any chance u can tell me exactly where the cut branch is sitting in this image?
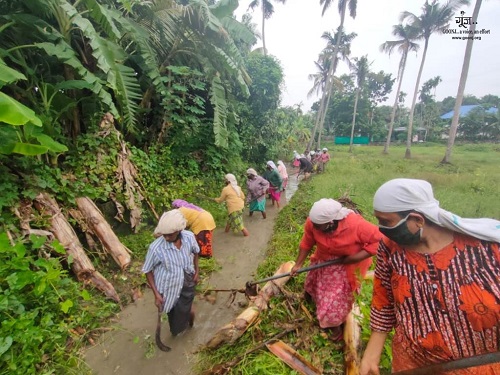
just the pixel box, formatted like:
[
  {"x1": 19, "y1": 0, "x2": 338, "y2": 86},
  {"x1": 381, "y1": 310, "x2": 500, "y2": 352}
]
[
  {"x1": 34, "y1": 192, "x2": 120, "y2": 302},
  {"x1": 75, "y1": 197, "x2": 131, "y2": 270},
  {"x1": 206, "y1": 261, "x2": 295, "y2": 349}
]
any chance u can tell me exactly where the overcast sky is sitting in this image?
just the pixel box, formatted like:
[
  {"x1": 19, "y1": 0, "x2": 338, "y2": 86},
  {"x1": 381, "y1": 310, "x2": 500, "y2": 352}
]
[{"x1": 235, "y1": 0, "x2": 500, "y2": 112}]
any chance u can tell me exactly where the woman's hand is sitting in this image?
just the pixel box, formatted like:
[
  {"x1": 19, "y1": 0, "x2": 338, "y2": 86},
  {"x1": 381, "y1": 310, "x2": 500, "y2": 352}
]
[
  {"x1": 290, "y1": 264, "x2": 302, "y2": 276},
  {"x1": 193, "y1": 271, "x2": 199, "y2": 284},
  {"x1": 359, "y1": 358, "x2": 380, "y2": 375}
]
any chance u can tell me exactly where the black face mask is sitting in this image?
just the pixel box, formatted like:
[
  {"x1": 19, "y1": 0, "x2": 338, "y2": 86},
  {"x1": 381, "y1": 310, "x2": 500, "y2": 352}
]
[
  {"x1": 322, "y1": 220, "x2": 339, "y2": 233},
  {"x1": 379, "y1": 216, "x2": 421, "y2": 246}
]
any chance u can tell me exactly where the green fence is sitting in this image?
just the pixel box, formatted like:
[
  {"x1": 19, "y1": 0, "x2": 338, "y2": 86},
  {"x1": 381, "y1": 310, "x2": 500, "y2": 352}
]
[{"x1": 334, "y1": 136, "x2": 370, "y2": 145}]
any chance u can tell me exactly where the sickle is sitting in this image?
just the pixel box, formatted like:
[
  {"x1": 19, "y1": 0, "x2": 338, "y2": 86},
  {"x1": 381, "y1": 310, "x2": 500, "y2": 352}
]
[{"x1": 155, "y1": 306, "x2": 171, "y2": 352}]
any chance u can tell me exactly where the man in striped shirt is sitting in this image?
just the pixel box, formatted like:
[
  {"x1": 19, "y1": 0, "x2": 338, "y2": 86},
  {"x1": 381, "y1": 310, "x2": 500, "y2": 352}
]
[{"x1": 142, "y1": 209, "x2": 200, "y2": 336}]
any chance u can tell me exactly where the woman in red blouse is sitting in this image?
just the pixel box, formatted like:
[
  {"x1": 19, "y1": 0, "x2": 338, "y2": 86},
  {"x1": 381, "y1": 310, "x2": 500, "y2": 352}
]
[
  {"x1": 291, "y1": 198, "x2": 382, "y2": 340},
  {"x1": 360, "y1": 179, "x2": 500, "y2": 375}
]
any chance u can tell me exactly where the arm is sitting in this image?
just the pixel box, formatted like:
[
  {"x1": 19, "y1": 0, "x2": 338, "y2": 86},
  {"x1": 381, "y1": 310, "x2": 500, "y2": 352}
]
[
  {"x1": 291, "y1": 247, "x2": 310, "y2": 275},
  {"x1": 342, "y1": 249, "x2": 372, "y2": 264},
  {"x1": 360, "y1": 331, "x2": 389, "y2": 375},
  {"x1": 145, "y1": 271, "x2": 164, "y2": 309},
  {"x1": 214, "y1": 188, "x2": 226, "y2": 204}
]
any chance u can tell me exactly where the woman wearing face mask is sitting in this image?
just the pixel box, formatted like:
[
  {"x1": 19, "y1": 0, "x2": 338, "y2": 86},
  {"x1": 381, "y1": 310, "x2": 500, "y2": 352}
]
[
  {"x1": 290, "y1": 198, "x2": 382, "y2": 341},
  {"x1": 360, "y1": 178, "x2": 500, "y2": 375}
]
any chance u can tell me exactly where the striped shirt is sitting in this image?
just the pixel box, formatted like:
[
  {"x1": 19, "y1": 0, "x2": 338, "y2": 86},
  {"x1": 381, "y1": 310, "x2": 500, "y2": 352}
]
[
  {"x1": 370, "y1": 234, "x2": 500, "y2": 373},
  {"x1": 142, "y1": 230, "x2": 200, "y2": 313}
]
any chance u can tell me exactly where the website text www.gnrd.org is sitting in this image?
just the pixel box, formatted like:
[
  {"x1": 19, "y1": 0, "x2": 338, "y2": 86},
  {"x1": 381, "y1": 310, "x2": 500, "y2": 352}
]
[
  {"x1": 443, "y1": 28, "x2": 490, "y2": 41},
  {"x1": 452, "y1": 35, "x2": 482, "y2": 41}
]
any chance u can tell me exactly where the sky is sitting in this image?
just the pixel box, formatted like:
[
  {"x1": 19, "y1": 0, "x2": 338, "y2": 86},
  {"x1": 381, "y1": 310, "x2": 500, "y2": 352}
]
[{"x1": 234, "y1": 0, "x2": 500, "y2": 112}]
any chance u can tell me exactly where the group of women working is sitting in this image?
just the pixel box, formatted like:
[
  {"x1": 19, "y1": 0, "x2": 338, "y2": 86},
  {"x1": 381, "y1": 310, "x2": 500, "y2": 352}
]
[
  {"x1": 146, "y1": 170, "x2": 500, "y2": 374},
  {"x1": 167, "y1": 161, "x2": 290, "y2": 258}
]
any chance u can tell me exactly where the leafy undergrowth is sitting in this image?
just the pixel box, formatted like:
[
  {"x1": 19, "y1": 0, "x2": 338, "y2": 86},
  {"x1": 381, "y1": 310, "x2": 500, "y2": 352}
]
[{"x1": 0, "y1": 234, "x2": 119, "y2": 375}]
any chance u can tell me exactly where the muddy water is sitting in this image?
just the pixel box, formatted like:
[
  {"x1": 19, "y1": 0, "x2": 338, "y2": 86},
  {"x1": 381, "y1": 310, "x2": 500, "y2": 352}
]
[{"x1": 85, "y1": 168, "x2": 300, "y2": 375}]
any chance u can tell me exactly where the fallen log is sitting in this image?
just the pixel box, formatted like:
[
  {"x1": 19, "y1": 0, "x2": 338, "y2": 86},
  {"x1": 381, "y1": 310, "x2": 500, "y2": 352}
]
[
  {"x1": 206, "y1": 261, "x2": 295, "y2": 349},
  {"x1": 203, "y1": 328, "x2": 296, "y2": 375},
  {"x1": 34, "y1": 192, "x2": 120, "y2": 302},
  {"x1": 75, "y1": 197, "x2": 131, "y2": 270},
  {"x1": 266, "y1": 340, "x2": 321, "y2": 375},
  {"x1": 344, "y1": 303, "x2": 362, "y2": 375}
]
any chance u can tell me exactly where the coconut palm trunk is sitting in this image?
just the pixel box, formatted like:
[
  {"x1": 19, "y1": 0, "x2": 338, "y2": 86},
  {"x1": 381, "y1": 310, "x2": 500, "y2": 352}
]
[
  {"x1": 315, "y1": 3, "x2": 348, "y2": 149},
  {"x1": 349, "y1": 87, "x2": 360, "y2": 152},
  {"x1": 405, "y1": 38, "x2": 428, "y2": 159},
  {"x1": 442, "y1": 0, "x2": 482, "y2": 163},
  {"x1": 261, "y1": 1, "x2": 267, "y2": 55},
  {"x1": 384, "y1": 55, "x2": 407, "y2": 154}
]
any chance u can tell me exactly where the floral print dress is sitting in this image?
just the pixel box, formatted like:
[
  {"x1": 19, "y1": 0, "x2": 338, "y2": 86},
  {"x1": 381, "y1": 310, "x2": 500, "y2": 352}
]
[{"x1": 370, "y1": 234, "x2": 500, "y2": 374}]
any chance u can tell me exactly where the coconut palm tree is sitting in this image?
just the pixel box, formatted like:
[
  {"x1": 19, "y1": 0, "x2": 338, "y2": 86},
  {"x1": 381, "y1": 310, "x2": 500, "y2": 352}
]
[
  {"x1": 310, "y1": 0, "x2": 357, "y2": 150},
  {"x1": 401, "y1": 0, "x2": 469, "y2": 159},
  {"x1": 380, "y1": 24, "x2": 419, "y2": 154},
  {"x1": 308, "y1": 28, "x2": 356, "y2": 150},
  {"x1": 248, "y1": 0, "x2": 287, "y2": 56},
  {"x1": 349, "y1": 56, "x2": 369, "y2": 153},
  {"x1": 442, "y1": 0, "x2": 482, "y2": 163}
]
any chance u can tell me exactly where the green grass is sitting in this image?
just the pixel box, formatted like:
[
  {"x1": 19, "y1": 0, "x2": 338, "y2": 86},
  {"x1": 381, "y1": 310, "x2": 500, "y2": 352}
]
[{"x1": 197, "y1": 143, "x2": 500, "y2": 374}]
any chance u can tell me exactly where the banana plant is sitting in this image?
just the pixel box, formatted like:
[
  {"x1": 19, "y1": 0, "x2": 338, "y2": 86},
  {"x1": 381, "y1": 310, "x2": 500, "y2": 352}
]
[{"x1": 0, "y1": 61, "x2": 68, "y2": 156}]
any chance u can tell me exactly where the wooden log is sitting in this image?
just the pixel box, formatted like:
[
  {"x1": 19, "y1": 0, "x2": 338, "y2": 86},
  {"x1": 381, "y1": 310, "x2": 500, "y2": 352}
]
[
  {"x1": 75, "y1": 197, "x2": 131, "y2": 270},
  {"x1": 206, "y1": 261, "x2": 295, "y2": 349},
  {"x1": 266, "y1": 340, "x2": 321, "y2": 375},
  {"x1": 344, "y1": 303, "x2": 362, "y2": 375},
  {"x1": 34, "y1": 192, "x2": 120, "y2": 302}
]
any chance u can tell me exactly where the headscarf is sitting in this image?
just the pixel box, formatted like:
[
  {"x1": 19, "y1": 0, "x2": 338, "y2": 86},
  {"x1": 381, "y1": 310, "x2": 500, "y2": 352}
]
[
  {"x1": 172, "y1": 199, "x2": 203, "y2": 212},
  {"x1": 154, "y1": 209, "x2": 187, "y2": 235},
  {"x1": 266, "y1": 160, "x2": 277, "y2": 170},
  {"x1": 246, "y1": 168, "x2": 258, "y2": 176},
  {"x1": 322, "y1": 147, "x2": 328, "y2": 152},
  {"x1": 277, "y1": 161, "x2": 288, "y2": 178},
  {"x1": 309, "y1": 198, "x2": 353, "y2": 224},
  {"x1": 225, "y1": 173, "x2": 241, "y2": 197},
  {"x1": 373, "y1": 178, "x2": 500, "y2": 242}
]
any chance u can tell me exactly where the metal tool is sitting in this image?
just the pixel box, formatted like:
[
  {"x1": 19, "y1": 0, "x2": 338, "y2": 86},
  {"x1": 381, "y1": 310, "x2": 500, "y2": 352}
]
[
  {"x1": 392, "y1": 351, "x2": 500, "y2": 375},
  {"x1": 244, "y1": 257, "x2": 345, "y2": 296},
  {"x1": 155, "y1": 306, "x2": 171, "y2": 352}
]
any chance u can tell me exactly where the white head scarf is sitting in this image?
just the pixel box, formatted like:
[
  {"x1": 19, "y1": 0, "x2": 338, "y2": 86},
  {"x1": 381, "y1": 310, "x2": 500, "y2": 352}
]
[
  {"x1": 246, "y1": 168, "x2": 258, "y2": 176},
  {"x1": 266, "y1": 160, "x2": 277, "y2": 170},
  {"x1": 373, "y1": 178, "x2": 500, "y2": 242},
  {"x1": 309, "y1": 198, "x2": 353, "y2": 224},
  {"x1": 225, "y1": 173, "x2": 241, "y2": 197},
  {"x1": 154, "y1": 209, "x2": 186, "y2": 235}
]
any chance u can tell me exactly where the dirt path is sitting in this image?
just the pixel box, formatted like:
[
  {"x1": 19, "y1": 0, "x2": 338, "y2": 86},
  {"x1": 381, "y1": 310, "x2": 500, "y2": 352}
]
[{"x1": 85, "y1": 173, "x2": 300, "y2": 375}]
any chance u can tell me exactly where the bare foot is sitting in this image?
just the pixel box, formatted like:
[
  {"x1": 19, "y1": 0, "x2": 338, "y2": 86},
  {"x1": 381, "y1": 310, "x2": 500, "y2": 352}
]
[{"x1": 242, "y1": 228, "x2": 250, "y2": 236}]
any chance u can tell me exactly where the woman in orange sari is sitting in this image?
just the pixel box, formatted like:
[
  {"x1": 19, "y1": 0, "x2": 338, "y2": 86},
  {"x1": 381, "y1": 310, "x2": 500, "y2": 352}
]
[
  {"x1": 172, "y1": 199, "x2": 216, "y2": 258},
  {"x1": 360, "y1": 179, "x2": 500, "y2": 375}
]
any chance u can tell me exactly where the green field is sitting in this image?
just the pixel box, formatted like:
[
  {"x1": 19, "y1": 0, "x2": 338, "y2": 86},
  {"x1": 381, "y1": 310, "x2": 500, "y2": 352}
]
[{"x1": 199, "y1": 143, "x2": 500, "y2": 374}]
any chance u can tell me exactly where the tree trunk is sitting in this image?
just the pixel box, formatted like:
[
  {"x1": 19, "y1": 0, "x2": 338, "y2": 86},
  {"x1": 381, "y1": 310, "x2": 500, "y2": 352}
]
[
  {"x1": 75, "y1": 197, "x2": 132, "y2": 270},
  {"x1": 442, "y1": 0, "x2": 482, "y2": 164},
  {"x1": 262, "y1": 2, "x2": 267, "y2": 56},
  {"x1": 206, "y1": 261, "x2": 295, "y2": 349},
  {"x1": 34, "y1": 192, "x2": 120, "y2": 303},
  {"x1": 405, "y1": 39, "x2": 429, "y2": 159},
  {"x1": 344, "y1": 304, "x2": 362, "y2": 375},
  {"x1": 384, "y1": 54, "x2": 407, "y2": 154},
  {"x1": 349, "y1": 89, "x2": 360, "y2": 153},
  {"x1": 314, "y1": 3, "x2": 347, "y2": 150}
]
